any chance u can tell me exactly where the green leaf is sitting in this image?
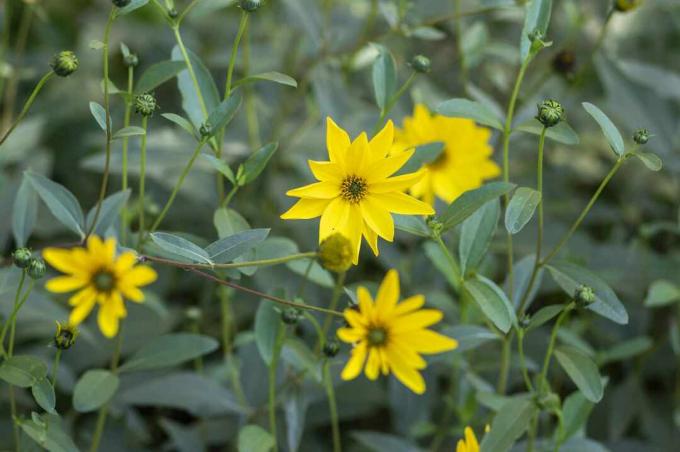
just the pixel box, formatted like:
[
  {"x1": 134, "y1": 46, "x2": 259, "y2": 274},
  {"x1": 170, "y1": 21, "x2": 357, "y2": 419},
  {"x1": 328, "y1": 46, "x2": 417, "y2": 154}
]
[
  {"x1": 644, "y1": 279, "x2": 680, "y2": 307},
  {"x1": 89, "y1": 101, "x2": 110, "y2": 131},
  {"x1": 372, "y1": 44, "x2": 397, "y2": 110},
  {"x1": 352, "y1": 431, "x2": 420, "y2": 452},
  {"x1": 516, "y1": 119, "x2": 580, "y2": 145},
  {"x1": 72, "y1": 369, "x2": 120, "y2": 412},
  {"x1": 238, "y1": 425, "x2": 275, "y2": 452},
  {"x1": 162, "y1": 113, "x2": 197, "y2": 139},
  {"x1": 214, "y1": 207, "x2": 250, "y2": 238},
  {"x1": 233, "y1": 71, "x2": 298, "y2": 89},
  {"x1": 436, "y1": 98, "x2": 504, "y2": 130},
  {"x1": 459, "y1": 199, "x2": 499, "y2": 274},
  {"x1": 464, "y1": 276, "x2": 516, "y2": 334},
  {"x1": 286, "y1": 259, "x2": 333, "y2": 288},
  {"x1": 509, "y1": 254, "x2": 543, "y2": 309},
  {"x1": 202, "y1": 154, "x2": 236, "y2": 184},
  {"x1": 0, "y1": 355, "x2": 48, "y2": 388},
  {"x1": 117, "y1": 0, "x2": 149, "y2": 16},
  {"x1": 547, "y1": 261, "x2": 628, "y2": 324},
  {"x1": 25, "y1": 171, "x2": 84, "y2": 238},
  {"x1": 557, "y1": 391, "x2": 594, "y2": 443},
  {"x1": 12, "y1": 176, "x2": 38, "y2": 247},
  {"x1": 505, "y1": 187, "x2": 541, "y2": 234},
  {"x1": 171, "y1": 45, "x2": 220, "y2": 129},
  {"x1": 554, "y1": 346, "x2": 603, "y2": 403},
  {"x1": 204, "y1": 229, "x2": 270, "y2": 263},
  {"x1": 119, "y1": 333, "x2": 219, "y2": 372},
  {"x1": 20, "y1": 414, "x2": 79, "y2": 452},
  {"x1": 439, "y1": 182, "x2": 515, "y2": 231},
  {"x1": 135, "y1": 60, "x2": 186, "y2": 94},
  {"x1": 423, "y1": 241, "x2": 461, "y2": 291},
  {"x1": 443, "y1": 325, "x2": 498, "y2": 352},
  {"x1": 112, "y1": 126, "x2": 146, "y2": 140},
  {"x1": 205, "y1": 93, "x2": 242, "y2": 137},
  {"x1": 150, "y1": 232, "x2": 213, "y2": 265},
  {"x1": 281, "y1": 338, "x2": 322, "y2": 383},
  {"x1": 582, "y1": 102, "x2": 625, "y2": 156},
  {"x1": 396, "y1": 142, "x2": 444, "y2": 175},
  {"x1": 519, "y1": 0, "x2": 553, "y2": 61},
  {"x1": 238, "y1": 142, "x2": 279, "y2": 185},
  {"x1": 85, "y1": 189, "x2": 131, "y2": 236},
  {"x1": 526, "y1": 304, "x2": 565, "y2": 332},
  {"x1": 394, "y1": 215, "x2": 430, "y2": 237},
  {"x1": 254, "y1": 301, "x2": 284, "y2": 365},
  {"x1": 32, "y1": 378, "x2": 57, "y2": 414},
  {"x1": 480, "y1": 397, "x2": 537, "y2": 452},
  {"x1": 597, "y1": 336, "x2": 653, "y2": 365},
  {"x1": 632, "y1": 151, "x2": 663, "y2": 171}
]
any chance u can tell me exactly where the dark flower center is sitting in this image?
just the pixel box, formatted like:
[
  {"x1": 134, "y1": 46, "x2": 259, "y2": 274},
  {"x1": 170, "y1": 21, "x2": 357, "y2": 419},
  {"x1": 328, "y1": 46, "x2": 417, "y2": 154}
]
[
  {"x1": 340, "y1": 175, "x2": 367, "y2": 204},
  {"x1": 367, "y1": 327, "x2": 388, "y2": 346},
  {"x1": 93, "y1": 270, "x2": 116, "y2": 292}
]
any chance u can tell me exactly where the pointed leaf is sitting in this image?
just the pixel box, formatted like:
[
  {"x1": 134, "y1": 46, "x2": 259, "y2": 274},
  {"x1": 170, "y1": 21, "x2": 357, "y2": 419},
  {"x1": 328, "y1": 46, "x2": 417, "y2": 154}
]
[
  {"x1": 25, "y1": 172, "x2": 84, "y2": 237},
  {"x1": 439, "y1": 182, "x2": 515, "y2": 231},
  {"x1": 582, "y1": 102, "x2": 625, "y2": 156},
  {"x1": 519, "y1": 0, "x2": 553, "y2": 61},
  {"x1": 135, "y1": 60, "x2": 186, "y2": 94},
  {"x1": 205, "y1": 229, "x2": 270, "y2": 263},
  {"x1": 85, "y1": 189, "x2": 131, "y2": 236},
  {"x1": 12, "y1": 176, "x2": 38, "y2": 247},
  {"x1": 554, "y1": 346, "x2": 603, "y2": 403},
  {"x1": 464, "y1": 276, "x2": 516, "y2": 333},
  {"x1": 459, "y1": 199, "x2": 499, "y2": 274},
  {"x1": 234, "y1": 71, "x2": 298, "y2": 89},
  {"x1": 73, "y1": 369, "x2": 120, "y2": 412},
  {"x1": 239, "y1": 142, "x2": 279, "y2": 185},
  {"x1": 480, "y1": 397, "x2": 537, "y2": 452},
  {"x1": 372, "y1": 45, "x2": 397, "y2": 110},
  {"x1": 437, "y1": 98, "x2": 504, "y2": 130},
  {"x1": 150, "y1": 232, "x2": 213, "y2": 264},
  {"x1": 505, "y1": 187, "x2": 541, "y2": 234},
  {"x1": 119, "y1": 333, "x2": 219, "y2": 372}
]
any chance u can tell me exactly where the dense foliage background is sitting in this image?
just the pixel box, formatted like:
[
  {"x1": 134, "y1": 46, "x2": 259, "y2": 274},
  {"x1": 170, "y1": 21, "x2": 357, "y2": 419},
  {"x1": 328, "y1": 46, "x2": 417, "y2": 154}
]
[{"x1": 0, "y1": 0, "x2": 679, "y2": 451}]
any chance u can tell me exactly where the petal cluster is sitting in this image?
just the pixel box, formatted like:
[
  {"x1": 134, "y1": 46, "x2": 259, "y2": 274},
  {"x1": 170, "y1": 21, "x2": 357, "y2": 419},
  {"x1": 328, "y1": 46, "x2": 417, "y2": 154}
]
[
  {"x1": 456, "y1": 427, "x2": 480, "y2": 452},
  {"x1": 337, "y1": 270, "x2": 457, "y2": 394},
  {"x1": 281, "y1": 118, "x2": 434, "y2": 264},
  {"x1": 43, "y1": 236, "x2": 157, "y2": 338}
]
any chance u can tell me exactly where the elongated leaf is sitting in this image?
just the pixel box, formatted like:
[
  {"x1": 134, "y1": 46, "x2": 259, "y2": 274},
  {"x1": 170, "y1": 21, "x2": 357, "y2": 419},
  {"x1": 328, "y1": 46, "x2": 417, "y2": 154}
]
[
  {"x1": 150, "y1": 232, "x2": 213, "y2": 264},
  {"x1": 25, "y1": 172, "x2": 84, "y2": 237},
  {"x1": 0, "y1": 355, "x2": 47, "y2": 388},
  {"x1": 171, "y1": 45, "x2": 220, "y2": 129},
  {"x1": 505, "y1": 187, "x2": 541, "y2": 234},
  {"x1": 205, "y1": 229, "x2": 270, "y2": 263},
  {"x1": 135, "y1": 60, "x2": 186, "y2": 94},
  {"x1": 284, "y1": 388, "x2": 307, "y2": 452},
  {"x1": 89, "y1": 101, "x2": 110, "y2": 131},
  {"x1": 117, "y1": 0, "x2": 149, "y2": 16},
  {"x1": 372, "y1": 45, "x2": 397, "y2": 110},
  {"x1": 205, "y1": 93, "x2": 242, "y2": 136},
  {"x1": 480, "y1": 397, "x2": 537, "y2": 452},
  {"x1": 464, "y1": 276, "x2": 516, "y2": 333},
  {"x1": 239, "y1": 142, "x2": 279, "y2": 185},
  {"x1": 644, "y1": 279, "x2": 680, "y2": 307},
  {"x1": 437, "y1": 98, "x2": 503, "y2": 130},
  {"x1": 519, "y1": 0, "x2": 553, "y2": 61},
  {"x1": 516, "y1": 119, "x2": 579, "y2": 145},
  {"x1": 112, "y1": 126, "x2": 146, "y2": 140},
  {"x1": 440, "y1": 182, "x2": 515, "y2": 231},
  {"x1": 120, "y1": 333, "x2": 218, "y2": 372},
  {"x1": 424, "y1": 240, "x2": 461, "y2": 290},
  {"x1": 20, "y1": 415, "x2": 79, "y2": 452},
  {"x1": 459, "y1": 199, "x2": 499, "y2": 274},
  {"x1": 597, "y1": 336, "x2": 652, "y2": 365},
  {"x1": 558, "y1": 391, "x2": 594, "y2": 443},
  {"x1": 582, "y1": 102, "x2": 625, "y2": 156},
  {"x1": 234, "y1": 71, "x2": 298, "y2": 89},
  {"x1": 632, "y1": 151, "x2": 662, "y2": 171},
  {"x1": 203, "y1": 154, "x2": 236, "y2": 184},
  {"x1": 281, "y1": 338, "x2": 322, "y2": 383},
  {"x1": 12, "y1": 176, "x2": 38, "y2": 247},
  {"x1": 547, "y1": 261, "x2": 628, "y2": 324},
  {"x1": 32, "y1": 378, "x2": 57, "y2": 414},
  {"x1": 255, "y1": 301, "x2": 284, "y2": 365},
  {"x1": 162, "y1": 113, "x2": 197, "y2": 139},
  {"x1": 73, "y1": 369, "x2": 119, "y2": 412},
  {"x1": 554, "y1": 346, "x2": 603, "y2": 402},
  {"x1": 526, "y1": 304, "x2": 565, "y2": 332},
  {"x1": 509, "y1": 254, "x2": 543, "y2": 309},
  {"x1": 86, "y1": 189, "x2": 131, "y2": 236},
  {"x1": 238, "y1": 425, "x2": 275, "y2": 452},
  {"x1": 394, "y1": 215, "x2": 430, "y2": 237}
]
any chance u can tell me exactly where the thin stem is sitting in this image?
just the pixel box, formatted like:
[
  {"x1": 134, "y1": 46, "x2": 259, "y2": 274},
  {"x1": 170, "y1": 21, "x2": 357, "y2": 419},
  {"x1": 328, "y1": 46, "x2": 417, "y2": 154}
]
[
  {"x1": 219, "y1": 287, "x2": 248, "y2": 405},
  {"x1": 121, "y1": 65, "x2": 135, "y2": 246},
  {"x1": 323, "y1": 361, "x2": 342, "y2": 452},
  {"x1": 2, "y1": 3, "x2": 34, "y2": 129},
  {"x1": 148, "y1": 138, "x2": 207, "y2": 234},
  {"x1": 268, "y1": 325, "x2": 286, "y2": 451},
  {"x1": 221, "y1": 185, "x2": 239, "y2": 208},
  {"x1": 453, "y1": 0, "x2": 468, "y2": 91},
  {"x1": 0, "y1": 71, "x2": 54, "y2": 148},
  {"x1": 51, "y1": 349, "x2": 62, "y2": 387},
  {"x1": 373, "y1": 72, "x2": 416, "y2": 134},
  {"x1": 538, "y1": 304, "x2": 573, "y2": 392},
  {"x1": 242, "y1": 27, "x2": 261, "y2": 149},
  {"x1": 8, "y1": 279, "x2": 34, "y2": 356},
  {"x1": 136, "y1": 115, "x2": 149, "y2": 250},
  {"x1": 517, "y1": 330, "x2": 534, "y2": 392},
  {"x1": 321, "y1": 272, "x2": 346, "y2": 344},
  {"x1": 225, "y1": 10, "x2": 249, "y2": 100},
  {"x1": 178, "y1": 0, "x2": 202, "y2": 25},
  {"x1": 144, "y1": 252, "x2": 317, "y2": 270},
  {"x1": 497, "y1": 337, "x2": 511, "y2": 394},
  {"x1": 434, "y1": 235, "x2": 462, "y2": 293},
  {"x1": 0, "y1": 272, "x2": 26, "y2": 357}
]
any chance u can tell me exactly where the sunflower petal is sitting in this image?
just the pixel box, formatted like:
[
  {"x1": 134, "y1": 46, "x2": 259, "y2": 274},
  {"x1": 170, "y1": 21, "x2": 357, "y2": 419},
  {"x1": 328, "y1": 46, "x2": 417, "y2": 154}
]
[
  {"x1": 45, "y1": 276, "x2": 87, "y2": 293},
  {"x1": 360, "y1": 197, "x2": 394, "y2": 241},
  {"x1": 286, "y1": 181, "x2": 339, "y2": 199},
  {"x1": 281, "y1": 198, "x2": 329, "y2": 219},
  {"x1": 341, "y1": 342, "x2": 367, "y2": 381},
  {"x1": 326, "y1": 117, "x2": 351, "y2": 167},
  {"x1": 371, "y1": 191, "x2": 434, "y2": 215},
  {"x1": 375, "y1": 269, "x2": 399, "y2": 314}
]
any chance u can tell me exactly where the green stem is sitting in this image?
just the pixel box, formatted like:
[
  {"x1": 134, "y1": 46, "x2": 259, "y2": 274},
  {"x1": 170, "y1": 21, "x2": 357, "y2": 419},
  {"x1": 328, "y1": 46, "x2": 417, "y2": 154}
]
[
  {"x1": 268, "y1": 325, "x2": 286, "y2": 451},
  {"x1": 2, "y1": 3, "x2": 34, "y2": 129},
  {"x1": 136, "y1": 115, "x2": 149, "y2": 250},
  {"x1": 51, "y1": 349, "x2": 62, "y2": 387},
  {"x1": 538, "y1": 304, "x2": 573, "y2": 392},
  {"x1": 323, "y1": 361, "x2": 342, "y2": 452},
  {"x1": 172, "y1": 26, "x2": 209, "y2": 120},
  {"x1": 147, "y1": 139, "x2": 207, "y2": 235},
  {"x1": 517, "y1": 329, "x2": 534, "y2": 392},
  {"x1": 497, "y1": 336, "x2": 511, "y2": 394},
  {"x1": 225, "y1": 10, "x2": 249, "y2": 100},
  {"x1": 0, "y1": 272, "x2": 26, "y2": 357},
  {"x1": 0, "y1": 71, "x2": 54, "y2": 148},
  {"x1": 221, "y1": 185, "x2": 239, "y2": 208},
  {"x1": 219, "y1": 287, "x2": 248, "y2": 405},
  {"x1": 242, "y1": 27, "x2": 261, "y2": 149},
  {"x1": 8, "y1": 279, "x2": 34, "y2": 356},
  {"x1": 453, "y1": 0, "x2": 468, "y2": 91},
  {"x1": 121, "y1": 65, "x2": 135, "y2": 246},
  {"x1": 433, "y1": 235, "x2": 462, "y2": 293},
  {"x1": 373, "y1": 72, "x2": 417, "y2": 134},
  {"x1": 320, "y1": 272, "x2": 346, "y2": 346},
  {"x1": 144, "y1": 252, "x2": 317, "y2": 270}
]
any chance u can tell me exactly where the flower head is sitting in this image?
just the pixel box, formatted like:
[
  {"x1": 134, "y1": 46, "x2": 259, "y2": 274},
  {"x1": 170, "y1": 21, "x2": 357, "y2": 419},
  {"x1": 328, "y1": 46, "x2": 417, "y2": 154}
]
[
  {"x1": 12, "y1": 248, "x2": 33, "y2": 269},
  {"x1": 281, "y1": 118, "x2": 434, "y2": 264},
  {"x1": 135, "y1": 93, "x2": 157, "y2": 117},
  {"x1": 27, "y1": 257, "x2": 47, "y2": 280},
  {"x1": 337, "y1": 270, "x2": 457, "y2": 394},
  {"x1": 536, "y1": 99, "x2": 564, "y2": 128},
  {"x1": 393, "y1": 105, "x2": 500, "y2": 205},
  {"x1": 50, "y1": 51, "x2": 78, "y2": 77},
  {"x1": 54, "y1": 321, "x2": 79, "y2": 350},
  {"x1": 456, "y1": 427, "x2": 480, "y2": 452},
  {"x1": 43, "y1": 236, "x2": 157, "y2": 338},
  {"x1": 615, "y1": 0, "x2": 641, "y2": 12}
]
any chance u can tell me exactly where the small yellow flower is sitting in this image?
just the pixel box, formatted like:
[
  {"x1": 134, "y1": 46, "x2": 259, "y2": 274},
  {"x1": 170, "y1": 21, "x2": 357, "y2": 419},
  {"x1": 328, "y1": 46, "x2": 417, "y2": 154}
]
[
  {"x1": 393, "y1": 104, "x2": 501, "y2": 205},
  {"x1": 281, "y1": 118, "x2": 434, "y2": 264},
  {"x1": 337, "y1": 269, "x2": 457, "y2": 394},
  {"x1": 456, "y1": 426, "x2": 480, "y2": 452},
  {"x1": 43, "y1": 236, "x2": 157, "y2": 338}
]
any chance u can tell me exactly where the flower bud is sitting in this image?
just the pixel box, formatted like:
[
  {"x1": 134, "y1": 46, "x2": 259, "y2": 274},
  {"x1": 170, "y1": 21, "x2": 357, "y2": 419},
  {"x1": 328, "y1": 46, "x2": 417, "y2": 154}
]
[
  {"x1": 113, "y1": 0, "x2": 131, "y2": 7},
  {"x1": 615, "y1": 0, "x2": 641, "y2": 12},
  {"x1": 281, "y1": 308, "x2": 300, "y2": 325},
  {"x1": 27, "y1": 257, "x2": 46, "y2": 280},
  {"x1": 426, "y1": 216, "x2": 443, "y2": 238},
  {"x1": 323, "y1": 340, "x2": 340, "y2": 358},
  {"x1": 537, "y1": 392, "x2": 560, "y2": 412},
  {"x1": 552, "y1": 50, "x2": 576, "y2": 77},
  {"x1": 318, "y1": 233, "x2": 353, "y2": 273},
  {"x1": 574, "y1": 284, "x2": 595, "y2": 306},
  {"x1": 633, "y1": 128, "x2": 650, "y2": 145},
  {"x1": 199, "y1": 122, "x2": 213, "y2": 138},
  {"x1": 12, "y1": 248, "x2": 33, "y2": 269},
  {"x1": 536, "y1": 99, "x2": 564, "y2": 128},
  {"x1": 54, "y1": 321, "x2": 79, "y2": 350},
  {"x1": 50, "y1": 51, "x2": 79, "y2": 77},
  {"x1": 135, "y1": 93, "x2": 157, "y2": 117},
  {"x1": 168, "y1": 8, "x2": 179, "y2": 18},
  {"x1": 124, "y1": 53, "x2": 139, "y2": 68},
  {"x1": 410, "y1": 55, "x2": 431, "y2": 74},
  {"x1": 239, "y1": 0, "x2": 263, "y2": 12}
]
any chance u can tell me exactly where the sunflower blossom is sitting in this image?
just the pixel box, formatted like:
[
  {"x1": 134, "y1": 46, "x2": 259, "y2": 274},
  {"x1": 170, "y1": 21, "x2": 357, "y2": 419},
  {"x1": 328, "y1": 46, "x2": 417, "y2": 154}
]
[
  {"x1": 43, "y1": 236, "x2": 157, "y2": 338},
  {"x1": 281, "y1": 118, "x2": 434, "y2": 264},
  {"x1": 393, "y1": 104, "x2": 501, "y2": 205},
  {"x1": 456, "y1": 426, "x2": 480, "y2": 452},
  {"x1": 337, "y1": 269, "x2": 457, "y2": 394}
]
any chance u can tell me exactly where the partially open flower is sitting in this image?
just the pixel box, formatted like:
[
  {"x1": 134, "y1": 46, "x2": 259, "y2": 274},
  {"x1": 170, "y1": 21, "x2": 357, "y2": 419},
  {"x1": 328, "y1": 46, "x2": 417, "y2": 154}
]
[
  {"x1": 318, "y1": 233, "x2": 353, "y2": 273},
  {"x1": 50, "y1": 51, "x2": 79, "y2": 77},
  {"x1": 54, "y1": 321, "x2": 79, "y2": 350},
  {"x1": 536, "y1": 99, "x2": 564, "y2": 128}
]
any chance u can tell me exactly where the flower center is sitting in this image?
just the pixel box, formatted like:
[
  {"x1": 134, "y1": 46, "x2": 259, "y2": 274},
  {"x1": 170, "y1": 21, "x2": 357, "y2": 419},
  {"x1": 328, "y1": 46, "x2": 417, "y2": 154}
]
[
  {"x1": 92, "y1": 270, "x2": 116, "y2": 292},
  {"x1": 367, "y1": 327, "x2": 388, "y2": 346},
  {"x1": 340, "y1": 175, "x2": 367, "y2": 204}
]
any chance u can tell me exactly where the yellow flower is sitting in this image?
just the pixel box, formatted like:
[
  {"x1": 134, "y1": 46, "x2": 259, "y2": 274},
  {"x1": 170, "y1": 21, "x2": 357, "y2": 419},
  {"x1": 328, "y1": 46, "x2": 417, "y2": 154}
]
[
  {"x1": 456, "y1": 426, "x2": 480, "y2": 452},
  {"x1": 393, "y1": 104, "x2": 501, "y2": 205},
  {"x1": 281, "y1": 118, "x2": 434, "y2": 264},
  {"x1": 337, "y1": 269, "x2": 457, "y2": 394},
  {"x1": 43, "y1": 236, "x2": 157, "y2": 338}
]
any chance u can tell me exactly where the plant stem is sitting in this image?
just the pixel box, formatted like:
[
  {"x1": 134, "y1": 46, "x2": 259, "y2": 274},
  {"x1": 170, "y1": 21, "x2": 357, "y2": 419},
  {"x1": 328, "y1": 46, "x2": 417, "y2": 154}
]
[
  {"x1": 434, "y1": 235, "x2": 462, "y2": 293},
  {"x1": 8, "y1": 279, "x2": 34, "y2": 356},
  {"x1": 517, "y1": 329, "x2": 534, "y2": 392},
  {"x1": 219, "y1": 287, "x2": 248, "y2": 405},
  {"x1": 225, "y1": 10, "x2": 249, "y2": 100},
  {"x1": 0, "y1": 272, "x2": 26, "y2": 357},
  {"x1": 221, "y1": 185, "x2": 239, "y2": 208},
  {"x1": 323, "y1": 361, "x2": 342, "y2": 452},
  {"x1": 121, "y1": 65, "x2": 135, "y2": 246},
  {"x1": 242, "y1": 27, "x2": 261, "y2": 149},
  {"x1": 497, "y1": 336, "x2": 511, "y2": 394},
  {"x1": 86, "y1": 8, "x2": 117, "y2": 239},
  {"x1": 136, "y1": 115, "x2": 149, "y2": 250},
  {"x1": 147, "y1": 138, "x2": 207, "y2": 234},
  {"x1": 538, "y1": 304, "x2": 573, "y2": 392},
  {"x1": 320, "y1": 272, "x2": 346, "y2": 345},
  {"x1": 0, "y1": 71, "x2": 54, "y2": 148},
  {"x1": 51, "y1": 349, "x2": 62, "y2": 387},
  {"x1": 144, "y1": 252, "x2": 318, "y2": 270},
  {"x1": 268, "y1": 325, "x2": 286, "y2": 451},
  {"x1": 2, "y1": 3, "x2": 34, "y2": 130},
  {"x1": 373, "y1": 72, "x2": 417, "y2": 134}
]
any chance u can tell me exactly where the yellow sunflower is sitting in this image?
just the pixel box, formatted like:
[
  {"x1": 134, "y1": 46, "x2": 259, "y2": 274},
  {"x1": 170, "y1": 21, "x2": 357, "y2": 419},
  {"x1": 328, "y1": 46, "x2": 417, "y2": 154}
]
[
  {"x1": 43, "y1": 236, "x2": 157, "y2": 338},
  {"x1": 337, "y1": 269, "x2": 457, "y2": 394},
  {"x1": 393, "y1": 104, "x2": 501, "y2": 205},
  {"x1": 456, "y1": 427, "x2": 480, "y2": 452},
  {"x1": 281, "y1": 118, "x2": 434, "y2": 264}
]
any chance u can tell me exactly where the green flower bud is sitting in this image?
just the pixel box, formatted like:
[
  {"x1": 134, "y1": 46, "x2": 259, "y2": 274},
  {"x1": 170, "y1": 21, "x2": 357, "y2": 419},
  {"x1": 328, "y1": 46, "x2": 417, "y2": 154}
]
[
  {"x1": 281, "y1": 308, "x2": 300, "y2": 325},
  {"x1": 323, "y1": 340, "x2": 340, "y2": 358},
  {"x1": 633, "y1": 128, "x2": 650, "y2": 145},
  {"x1": 552, "y1": 50, "x2": 576, "y2": 77},
  {"x1": 124, "y1": 53, "x2": 139, "y2": 68},
  {"x1": 27, "y1": 257, "x2": 46, "y2": 280},
  {"x1": 239, "y1": 0, "x2": 263, "y2": 12},
  {"x1": 536, "y1": 99, "x2": 564, "y2": 128},
  {"x1": 135, "y1": 93, "x2": 157, "y2": 117},
  {"x1": 168, "y1": 8, "x2": 179, "y2": 18},
  {"x1": 574, "y1": 284, "x2": 595, "y2": 306},
  {"x1": 113, "y1": 0, "x2": 131, "y2": 7},
  {"x1": 615, "y1": 0, "x2": 641, "y2": 12},
  {"x1": 537, "y1": 392, "x2": 561, "y2": 412},
  {"x1": 50, "y1": 51, "x2": 79, "y2": 77},
  {"x1": 410, "y1": 55, "x2": 431, "y2": 74},
  {"x1": 318, "y1": 233, "x2": 353, "y2": 273},
  {"x1": 199, "y1": 122, "x2": 213, "y2": 138},
  {"x1": 12, "y1": 248, "x2": 33, "y2": 269},
  {"x1": 426, "y1": 216, "x2": 443, "y2": 238},
  {"x1": 54, "y1": 321, "x2": 79, "y2": 350}
]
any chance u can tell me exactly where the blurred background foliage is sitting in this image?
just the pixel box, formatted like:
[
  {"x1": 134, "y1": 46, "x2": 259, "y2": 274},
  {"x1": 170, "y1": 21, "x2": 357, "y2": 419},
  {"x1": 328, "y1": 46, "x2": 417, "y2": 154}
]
[{"x1": 0, "y1": 0, "x2": 679, "y2": 451}]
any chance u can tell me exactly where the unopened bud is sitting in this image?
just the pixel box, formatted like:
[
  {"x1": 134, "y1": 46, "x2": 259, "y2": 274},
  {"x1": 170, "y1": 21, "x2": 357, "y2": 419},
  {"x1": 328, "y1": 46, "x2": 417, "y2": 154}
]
[
  {"x1": 281, "y1": 308, "x2": 300, "y2": 325},
  {"x1": 323, "y1": 340, "x2": 340, "y2": 358},
  {"x1": 113, "y1": 0, "x2": 131, "y2": 7},
  {"x1": 574, "y1": 284, "x2": 595, "y2": 306},
  {"x1": 318, "y1": 233, "x2": 353, "y2": 273},
  {"x1": 12, "y1": 248, "x2": 33, "y2": 269},
  {"x1": 124, "y1": 53, "x2": 139, "y2": 68},
  {"x1": 50, "y1": 51, "x2": 79, "y2": 77},
  {"x1": 239, "y1": 0, "x2": 263, "y2": 12},
  {"x1": 54, "y1": 321, "x2": 79, "y2": 350},
  {"x1": 27, "y1": 257, "x2": 46, "y2": 280},
  {"x1": 135, "y1": 93, "x2": 157, "y2": 117},
  {"x1": 633, "y1": 128, "x2": 650, "y2": 145},
  {"x1": 410, "y1": 55, "x2": 431, "y2": 74},
  {"x1": 536, "y1": 99, "x2": 564, "y2": 128}
]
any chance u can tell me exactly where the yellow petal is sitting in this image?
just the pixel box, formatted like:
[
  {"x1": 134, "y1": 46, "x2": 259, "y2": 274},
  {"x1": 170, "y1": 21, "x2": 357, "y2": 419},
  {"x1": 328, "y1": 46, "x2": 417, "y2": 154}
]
[
  {"x1": 45, "y1": 276, "x2": 87, "y2": 293},
  {"x1": 362, "y1": 221, "x2": 379, "y2": 256},
  {"x1": 364, "y1": 348, "x2": 381, "y2": 380},
  {"x1": 456, "y1": 439, "x2": 467, "y2": 452},
  {"x1": 393, "y1": 295, "x2": 425, "y2": 316},
  {"x1": 369, "y1": 171, "x2": 425, "y2": 194},
  {"x1": 360, "y1": 197, "x2": 394, "y2": 241},
  {"x1": 341, "y1": 342, "x2": 367, "y2": 381},
  {"x1": 392, "y1": 309, "x2": 444, "y2": 333},
  {"x1": 465, "y1": 427, "x2": 479, "y2": 452},
  {"x1": 68, "y1": 288, "x2": 97, "y2": 325},
  {"x1": 375, "y1": 269, "x2": 399, "y2": 314},
  {"x1": 97, "y1": 293, "x2": 125, "y2": 338},
  {"x1": 114, "y1": 252, "x2": 138, "y2": 273},
  {"x1": 120, "y1": 265, "x2": 157, "y2": 287},
  {"x1": 364, "y1": 148, "x2": 414, "y2": 182},
  {"x1": 286, "y1": 181, "x2": 339, "y2": 199},
  {"x1": 309, "y1": 161, "x2": 343, "y2": 182},
  {"x1": 346, "y1": 132, "x2": 370, "y2": 176},
  {"x1": 357, "y1": 286, "x2": 375, "y2": 321},
  {"x1": 281, "y1": 198, "x2": 329, "y2": 219},
  {"x1": 371, "y1": 191, "x2": 434, "y2": 215},
  {"x1": 368, "y1": 120, "x2": 394, "y2": 161},
  {"x1": 401, "y1": 329, "x2": 458, "y2": 354},
  {"x1": 326, "y1": 117, "x2": 350, "y2": 167},
  {"x1": 384, "y1": 345, "x2": 425, "y2": 394},
  {"x1": 385, "y1": 340, "x2": 427, "y2": 369},
  {"x1": 43, "y1": 247, "x2": 84, "y2": 275},
  {"x1": 337, "y1": 326, "x2": 364, "y2": 343},
  {"x1": 319, "y1": 198, "x2": 349, "y2": 242},
  {"x1": 118, "y1": 284, "x2": 145, "y2": 303}
]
